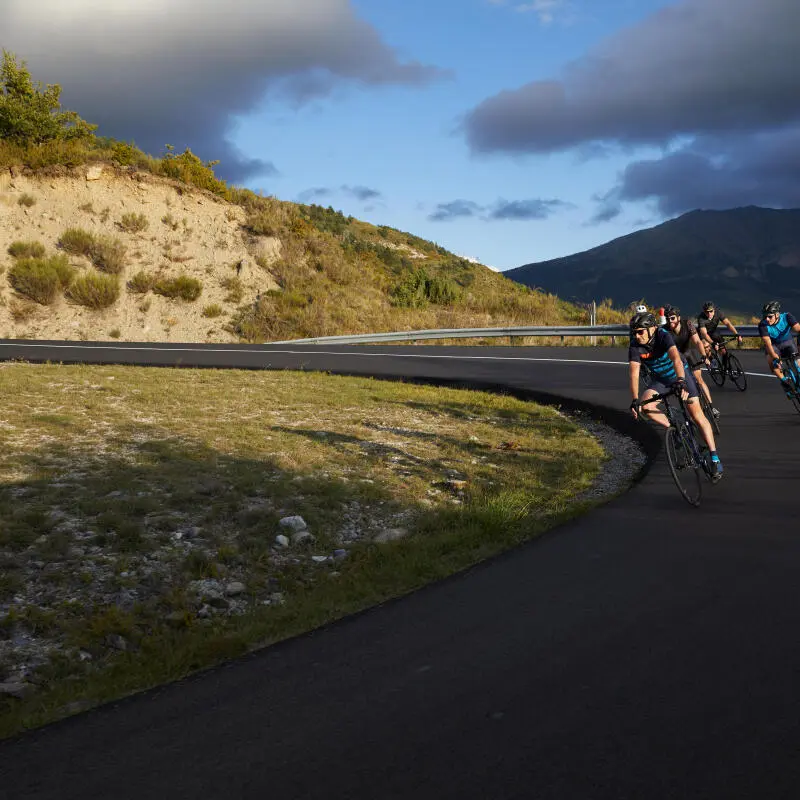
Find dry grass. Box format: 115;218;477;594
0;363;606;737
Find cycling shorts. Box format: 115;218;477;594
645;371;700;401
772;340;798;358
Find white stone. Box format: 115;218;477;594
374;528;409;544
225;581;246;596
85;164;104;181
275;534;290;548
279;515;307;531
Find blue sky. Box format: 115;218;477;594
4;0;799;271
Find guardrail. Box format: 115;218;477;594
271;324;762;346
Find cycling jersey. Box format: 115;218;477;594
697;311;725;339
663;320;697;354
629;328;687;383
758;311;798;346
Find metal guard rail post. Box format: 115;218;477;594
270;324;762;346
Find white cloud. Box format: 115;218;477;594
1;0;445;179
488;0;568;24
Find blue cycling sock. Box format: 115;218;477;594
710;451;720;462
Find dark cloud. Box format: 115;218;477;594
609;126;800;216
2;0;445;181
489;198;570;220
429;200;483;222
342;185;382;201
429;197;568;222
297;187;335;202
464;0;800;154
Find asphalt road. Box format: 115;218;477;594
1;341;799;800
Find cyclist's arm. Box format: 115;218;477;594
629;361;641;401
792;323;800;334
721;316;742;341
690;331;709;359
762;335;779;361
698;323;713;345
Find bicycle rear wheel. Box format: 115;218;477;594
665;426;702;506
727;354;747;391
699;389;720;435
707;353;726;386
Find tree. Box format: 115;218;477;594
0;50;96;145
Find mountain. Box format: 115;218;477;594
505;207;800;319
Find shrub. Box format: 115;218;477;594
59;227;95;257
90;235;127;274
154;275;202;301
390;269;462;308
202;303;223;318
66;272;120;308
117;212;149;233
17;193;35;207
108;328;121;339
7;240;45;259
157;146;229;199
9;299;37;323
0;50;97;146
220;276;243;303
8;254;74;304
161;213;178;230
127;271;156;293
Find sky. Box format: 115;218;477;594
2;0;799;271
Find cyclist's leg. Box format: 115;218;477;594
639;386;671;429
689;350;714;405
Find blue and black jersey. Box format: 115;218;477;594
629;328;686;383
758;312;797;346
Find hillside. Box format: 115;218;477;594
0;161;626;343
505;207;800;318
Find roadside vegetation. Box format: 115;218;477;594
0;48;628;342
0;363;608;737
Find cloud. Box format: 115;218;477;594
297;187;335;202
342;185;382;201
1;0;445;181
429;197;568;221
487;0;568;24
489;198;571;220
465;0;800;154
610;126;800;216
429;200;483;222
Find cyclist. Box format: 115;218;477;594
697;301;742;368
628;310;723;480
758;300;800;396
662;304;718;418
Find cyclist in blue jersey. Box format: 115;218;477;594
758;300;800;396
628;311;723;480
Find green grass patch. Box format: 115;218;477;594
0;364;610;739
7;240;45;259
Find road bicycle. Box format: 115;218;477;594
777;353;800;415
639;386;718;507
706;335;747;391
686;357;721;435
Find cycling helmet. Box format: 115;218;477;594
702;301;715;312
663;304;680;319
629;311;657;331
762;300;781;316
634;304;648;313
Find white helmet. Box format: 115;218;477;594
634;304;648;314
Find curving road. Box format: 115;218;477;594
1;341;799;799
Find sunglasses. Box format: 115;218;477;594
667;315;679;321
766;312;778;318
633;328;649;336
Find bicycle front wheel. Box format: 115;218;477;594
707;353;726;386
728;354;747;391
665;426;702;506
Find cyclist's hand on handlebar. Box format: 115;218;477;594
736;335;743;345
630;399;640;420
674;377;689;400
772;357;781;370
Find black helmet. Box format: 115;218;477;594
702;301;715;312
762;300;781;316
663;304;680;319
629;311;657;331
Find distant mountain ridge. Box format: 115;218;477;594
505;207;800;318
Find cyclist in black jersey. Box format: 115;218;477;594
662;304;718;417
628;311;723;480
697;301;742;367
